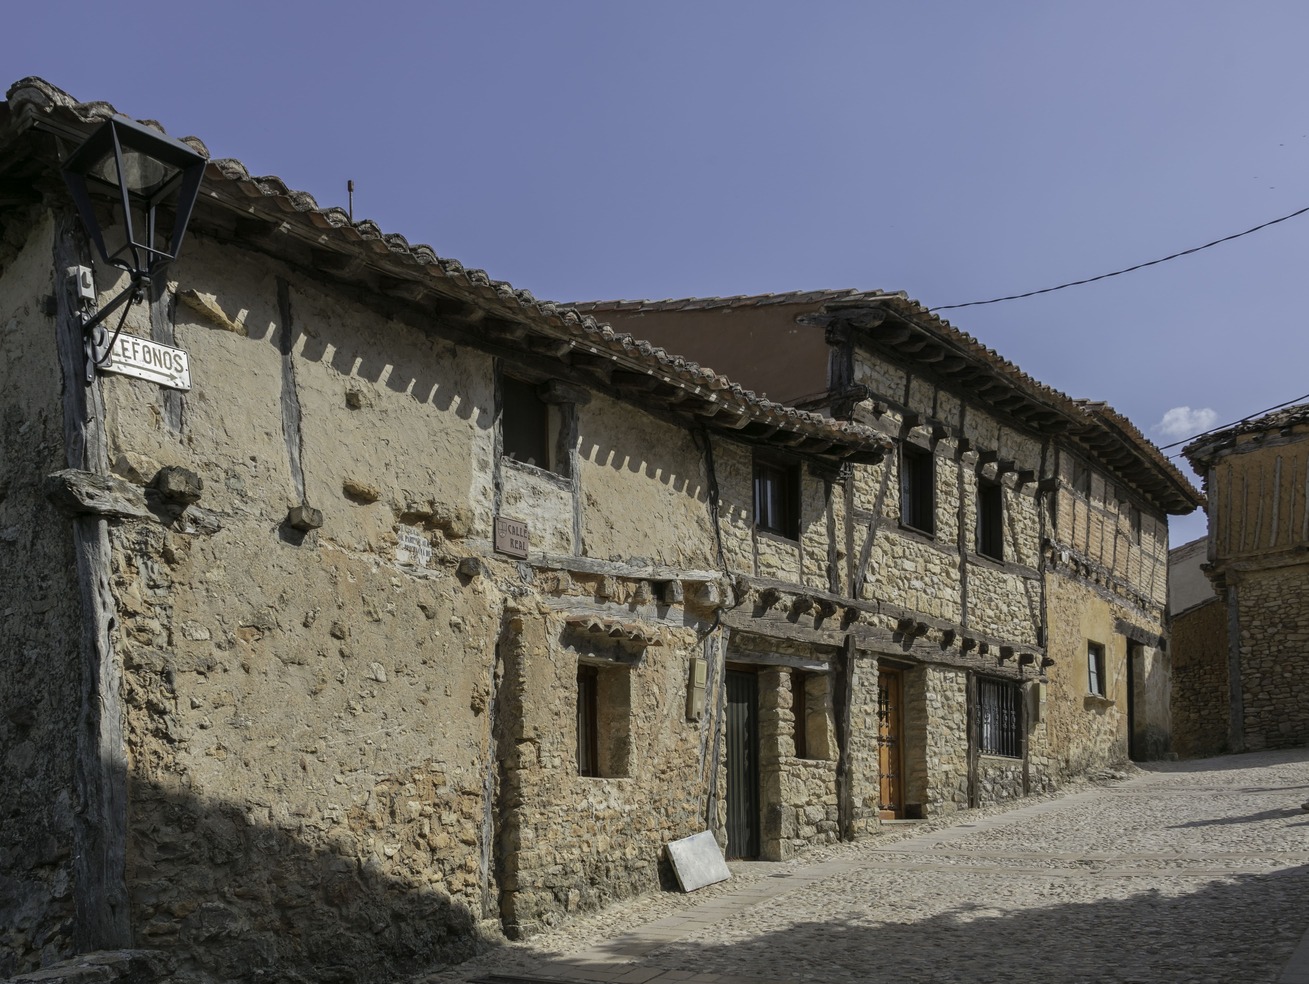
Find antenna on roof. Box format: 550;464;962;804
347;180;355;224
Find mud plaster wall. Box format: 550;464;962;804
0;213;84;976
496;604;705;938
578;392;714;568
95;237;508;981
1042;575;1155;778
1169;598;1229;758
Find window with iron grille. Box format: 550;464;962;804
977;479;1004;561
1087;641;1107;697
753;458;800;539
901;444;935;535
978;677;1022;758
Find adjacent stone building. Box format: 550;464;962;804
0;79;1200;983
578;295;1201;796
1167;536;1228;758
1182;401;1309;752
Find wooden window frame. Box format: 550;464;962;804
753;457;801;540
576;664;600;777
501;374;553;472
901;443;936;536
1087;641;1107;697
977;479;1004;561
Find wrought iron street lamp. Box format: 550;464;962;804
60;116;205;357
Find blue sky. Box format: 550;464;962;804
9;1;1309;545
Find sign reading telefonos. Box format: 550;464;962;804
99;333;192;391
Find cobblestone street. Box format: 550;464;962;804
425;748;1309;984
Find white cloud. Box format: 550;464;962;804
1153;406;1218;441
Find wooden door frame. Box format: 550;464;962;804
877;665;905;820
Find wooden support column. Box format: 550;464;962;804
54;211;131;949
835;634;856;840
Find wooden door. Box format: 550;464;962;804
725;670;760;859
877;668;904;819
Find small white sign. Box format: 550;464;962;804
396;524;432;567
100;334;191;391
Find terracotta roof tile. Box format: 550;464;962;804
2;77;891;464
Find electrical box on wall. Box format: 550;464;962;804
686;656;706;721
1027;680;1048;723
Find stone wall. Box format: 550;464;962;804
495;599;706;938
1170;597;1229;758
901;664;969;815
1235;564;1309;749
757;668;839;861
0;214;85;976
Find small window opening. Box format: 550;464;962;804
754;458;801;539
977;479;1004;561
901;444;935;535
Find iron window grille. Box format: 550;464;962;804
978;677;1022;758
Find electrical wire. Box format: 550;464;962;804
928;204;1309;312
1157;391;1309;452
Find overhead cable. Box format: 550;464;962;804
929;204;1309;312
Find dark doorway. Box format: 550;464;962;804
1126;640;1142;761
725;669;760;859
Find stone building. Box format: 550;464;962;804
1182;401;1309;752
0;78;1199;983
1167;535;1228;758
578;295;1202;788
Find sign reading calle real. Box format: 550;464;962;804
98;332;192;391
494;516;529;559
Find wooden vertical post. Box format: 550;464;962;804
53;211;131;949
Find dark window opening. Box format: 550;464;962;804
502;375;552;470
977;480;1004;561
576;661;631;778
577;664;599;777
1072;458;1091;498
1129;505;1142;544
978;677;1021;758
792;670;809;759
901;445;935;535
754;459;800;539
1088;641;1107;697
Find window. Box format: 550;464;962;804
502;375;554;471
1072;458;1091;498
576;662;631;777
790;670;833;761
978;677;1021;757
792;670;809;759
900;444;935;535
753;458;800;539
977;479;1004;561
1087;641;1107;697
1128;504;1142;544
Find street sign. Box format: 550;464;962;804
98;332;191;391
494;516;529;558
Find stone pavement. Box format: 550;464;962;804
422;748;1309;984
